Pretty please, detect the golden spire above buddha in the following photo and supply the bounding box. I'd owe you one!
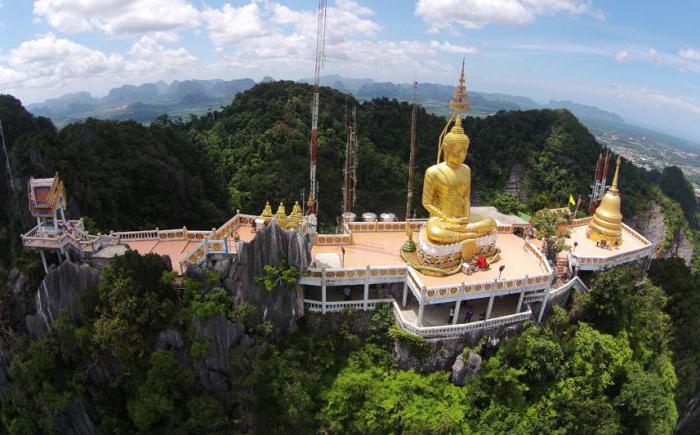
[588,156,623,247]
[419,62,496,262]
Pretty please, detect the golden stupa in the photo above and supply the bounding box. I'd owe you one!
[260,201,273,222]
[588,156,623,246]
[275,202,287,221]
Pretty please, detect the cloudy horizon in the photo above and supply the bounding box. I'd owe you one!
[0,1,699,142]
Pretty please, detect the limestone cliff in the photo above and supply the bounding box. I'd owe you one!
[629,202,693,265]
[24,261,101,337]
[214,221,309,334]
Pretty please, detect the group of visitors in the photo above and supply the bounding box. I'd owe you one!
[448,304,476,324]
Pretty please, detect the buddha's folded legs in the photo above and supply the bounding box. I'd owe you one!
[426,216,496,245]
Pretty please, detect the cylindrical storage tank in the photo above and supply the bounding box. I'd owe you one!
[362,212,377,222]
[342,212,356,222]
[380,212,396,222]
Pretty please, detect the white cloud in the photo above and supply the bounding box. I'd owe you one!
[679,48,700,62]
[429,40,477,54]
[0,65,25,85]
[415,0,602,32]
[128,34,196,69]
[202,3,267,45]
[33,0,200,34]
[204,1,472,83]
[615,50,629,62]
[0,33,195,95]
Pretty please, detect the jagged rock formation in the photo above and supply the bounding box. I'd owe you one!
[6,267,34,327]
[215,221,309,334]
[0,345,10,401]
[452,351,482,386]
[393,330,510,373]
[191,315,244,396]
[629,202,693,264]
[56,400,95,435]
[677,393,700,433]
[24,261,100,337]
[504,164,527,201]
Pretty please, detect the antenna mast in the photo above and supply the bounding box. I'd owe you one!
[405,81,418,220]
[0,121,15,189]
[342,105,357,215]
[307,0,327,215]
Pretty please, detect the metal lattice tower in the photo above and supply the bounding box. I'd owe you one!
[307,0,327,215]
[405,81,418,220]
[342,105,357,214]
[0,120,15,189]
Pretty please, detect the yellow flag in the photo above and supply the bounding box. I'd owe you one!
[569,194,576,206]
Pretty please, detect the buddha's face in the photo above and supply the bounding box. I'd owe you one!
[444,142,468,168]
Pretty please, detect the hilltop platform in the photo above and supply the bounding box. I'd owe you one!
[560,217,655,270]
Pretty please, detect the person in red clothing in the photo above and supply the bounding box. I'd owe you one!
[476,255,488,269]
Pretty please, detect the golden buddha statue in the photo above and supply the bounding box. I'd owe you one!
[588,156,623,246]
[422,116,496,255]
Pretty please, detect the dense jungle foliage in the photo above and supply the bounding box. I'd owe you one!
[0,255,682,433]
[1,82,699,432]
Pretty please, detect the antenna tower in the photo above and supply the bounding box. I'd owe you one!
[307,0,327,215]
[0,120,15,189]
[342,105,358,214]
[405,81,418,220]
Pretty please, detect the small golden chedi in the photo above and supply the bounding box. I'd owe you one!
[588,156,623,247]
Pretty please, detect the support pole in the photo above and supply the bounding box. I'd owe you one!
[321,269,327,314]
[417,286,426,326]
[40,250,48,273]
[538,289,550,323]
[486,291,495,320]
[402,279,408,308]
[452,299,461,325]
[516,290,525,313]
[363,265,370,310]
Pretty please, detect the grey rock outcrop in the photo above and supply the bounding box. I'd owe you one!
[677,392,700,433]
[452,351,482,386]
[218,221,309,335]
[25,261,100,337]
[629,202,693,264]
[192,314,244,396]
[156,329,191,367]
[0,344,10,401]
[6,267,34,325]
[56,400,95,435]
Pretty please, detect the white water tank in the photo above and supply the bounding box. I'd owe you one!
[362,212,377,222]
[342,212,356,222]
[380,212,396,222]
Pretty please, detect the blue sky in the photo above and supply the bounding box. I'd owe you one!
[0,1,699,142]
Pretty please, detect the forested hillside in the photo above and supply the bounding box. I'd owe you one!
[1,82,699,433]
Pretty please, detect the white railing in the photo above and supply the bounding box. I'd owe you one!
[549,276,588,298]
[571,244,655,270]
[300,265,408,285]
[114,229,159,241]
[303,298,394,313]
[392,301,532,338]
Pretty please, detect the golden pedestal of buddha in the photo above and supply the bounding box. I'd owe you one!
[588,157,623,247]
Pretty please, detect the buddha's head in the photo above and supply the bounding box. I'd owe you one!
[442,116,470,168]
